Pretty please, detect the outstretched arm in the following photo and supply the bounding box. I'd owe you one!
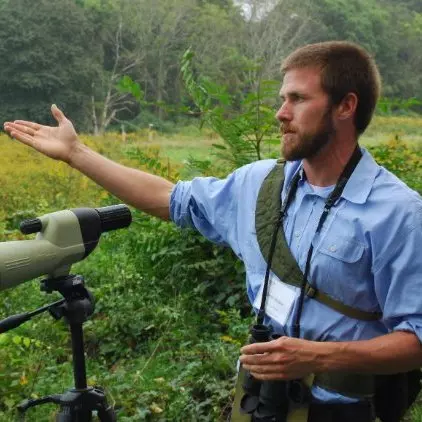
[4,105,174,220]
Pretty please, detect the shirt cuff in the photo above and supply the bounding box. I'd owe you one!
[392,320,422,343]
[169,181,192,227]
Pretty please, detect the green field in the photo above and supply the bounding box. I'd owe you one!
[132,116,422,162]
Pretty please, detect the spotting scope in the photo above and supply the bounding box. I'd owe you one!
[0,204,131,291]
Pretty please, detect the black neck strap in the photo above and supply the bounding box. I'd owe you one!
[257,146,363,335]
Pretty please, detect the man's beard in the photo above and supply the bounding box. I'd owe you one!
[281,107,335,161]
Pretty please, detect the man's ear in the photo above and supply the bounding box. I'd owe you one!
[336,93,358,120]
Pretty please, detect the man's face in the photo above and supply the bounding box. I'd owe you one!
[276,67,335,161]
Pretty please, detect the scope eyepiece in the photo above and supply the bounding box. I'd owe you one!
[20,218,43,235]
[71,204,132,258]
[95,205,132,232]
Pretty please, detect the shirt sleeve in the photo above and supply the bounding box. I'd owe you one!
[373,199,422,343]
[169,160,277,254]
[169,171,241,247]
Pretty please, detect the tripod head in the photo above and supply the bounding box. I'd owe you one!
[0,204,131,291]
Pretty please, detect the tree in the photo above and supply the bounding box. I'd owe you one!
[119,0,198,120]
[309,0,422,101]
[184,2,249,94]
[237,0,324,84]
[0,0,101,130]
[90,17,144,135]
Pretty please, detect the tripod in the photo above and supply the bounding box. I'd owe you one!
[0,275,117,422]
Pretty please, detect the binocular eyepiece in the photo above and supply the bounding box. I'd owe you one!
[239,325,310,422]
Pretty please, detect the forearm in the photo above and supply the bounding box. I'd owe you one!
[318,331,422,374]
[69,142,174,220]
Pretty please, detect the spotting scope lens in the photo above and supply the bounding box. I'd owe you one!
[95,204,132,232]
[19,205,132,236]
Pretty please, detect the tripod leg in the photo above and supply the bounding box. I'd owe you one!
[70,323,88,389]
[97,406,117,422]
[56,407,92,422]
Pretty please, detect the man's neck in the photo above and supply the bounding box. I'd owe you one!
[302,141,359,187]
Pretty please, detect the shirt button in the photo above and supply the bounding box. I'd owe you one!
[294,231,301,238]
[329,245,337,252]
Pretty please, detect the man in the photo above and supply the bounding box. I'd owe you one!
[4,41,422,421]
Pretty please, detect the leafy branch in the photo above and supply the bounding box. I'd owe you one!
[181,48,279,170]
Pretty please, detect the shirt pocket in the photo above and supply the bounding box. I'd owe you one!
[312,234,367,297]
[317,234,365,263]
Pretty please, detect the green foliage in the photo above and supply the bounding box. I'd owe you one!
[181,49,279,170]
[368,136,422,193]
[117,76,145,103]
[0,141,252,420]
[310,0,422,101]
[125,146,180,181]
[0,0,101,130]
[62,206,250,420]
[0,207,251,420]
[0,0,421,132]
[377,97,422,116]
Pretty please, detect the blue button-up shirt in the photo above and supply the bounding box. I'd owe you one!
[170,148,422,402]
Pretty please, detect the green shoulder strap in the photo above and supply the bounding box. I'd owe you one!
[255,160,382,322]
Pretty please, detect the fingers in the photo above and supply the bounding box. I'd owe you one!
[248,371,289,381]
[5,121,42,131]
[4,122,38,137]
[4,127,36,148]
[240,352,277,365]
[51,104,66,124]
[3,121,40,148]
[241,338,284,355]
[243,363,284,374]
[242,362,290,380]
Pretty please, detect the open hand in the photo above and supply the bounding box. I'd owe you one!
[4,104,80,164]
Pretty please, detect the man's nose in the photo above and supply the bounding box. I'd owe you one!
[275,102,292,122]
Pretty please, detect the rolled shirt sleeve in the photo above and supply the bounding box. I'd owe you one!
[373,203,422,343]
[170,171,241,247]
[170,160,277,259]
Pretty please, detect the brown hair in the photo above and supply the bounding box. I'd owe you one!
[281,41,381,135]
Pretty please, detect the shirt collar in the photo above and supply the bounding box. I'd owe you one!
[341,147,380,204]
[286,147,380,205]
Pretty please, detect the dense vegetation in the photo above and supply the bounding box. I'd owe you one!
[0,115,422,420]
[0,0,420,132]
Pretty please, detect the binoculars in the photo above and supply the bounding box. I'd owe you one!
[240,325,310,422]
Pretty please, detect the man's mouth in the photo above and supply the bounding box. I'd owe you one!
[281,125,296,135]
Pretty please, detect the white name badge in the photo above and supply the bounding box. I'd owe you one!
[253,276,299,326]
